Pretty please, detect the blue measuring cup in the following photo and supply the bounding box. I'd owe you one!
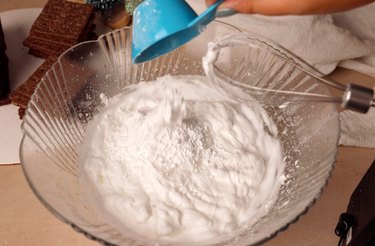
[131,0,235,64]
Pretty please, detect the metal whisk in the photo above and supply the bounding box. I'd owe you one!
[282,58,374,113]
[205,33,375,114]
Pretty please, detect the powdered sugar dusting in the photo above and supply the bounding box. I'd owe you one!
[78,75,284,244]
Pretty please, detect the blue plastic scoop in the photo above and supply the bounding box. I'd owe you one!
[131,0,235,64]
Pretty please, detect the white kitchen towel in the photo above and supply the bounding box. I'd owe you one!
[334,4,375,77]
[187,1,375,76]
[339,108,375,148]
[187,0,375,148]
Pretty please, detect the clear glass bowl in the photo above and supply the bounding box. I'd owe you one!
[20,22,340,246]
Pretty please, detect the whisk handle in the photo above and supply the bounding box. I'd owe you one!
[342,83,374,113]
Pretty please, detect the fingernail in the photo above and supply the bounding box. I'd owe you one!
[215,8,236,17]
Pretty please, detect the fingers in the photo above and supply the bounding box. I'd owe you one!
[219,0,293,15]
[206,0,293,15]
[216,0,306,15]
[206,0,261,15]
[219,0,256,13]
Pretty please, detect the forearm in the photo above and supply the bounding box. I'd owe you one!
[252,0,375,15]
[209,0,375,15]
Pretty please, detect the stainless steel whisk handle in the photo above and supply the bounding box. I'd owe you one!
[342,83,375,113]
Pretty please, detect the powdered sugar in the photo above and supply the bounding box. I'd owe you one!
[78,75,284,244]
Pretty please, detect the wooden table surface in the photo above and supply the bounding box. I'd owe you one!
[1,1,374,245]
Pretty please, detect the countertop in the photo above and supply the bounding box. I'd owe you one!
[1,0,374,245]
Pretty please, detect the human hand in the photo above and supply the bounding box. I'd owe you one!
[206,0,375,15]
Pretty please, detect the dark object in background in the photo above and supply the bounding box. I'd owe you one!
[0,18,10,104]
[335,160,375,246]
[87,0,131,30]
